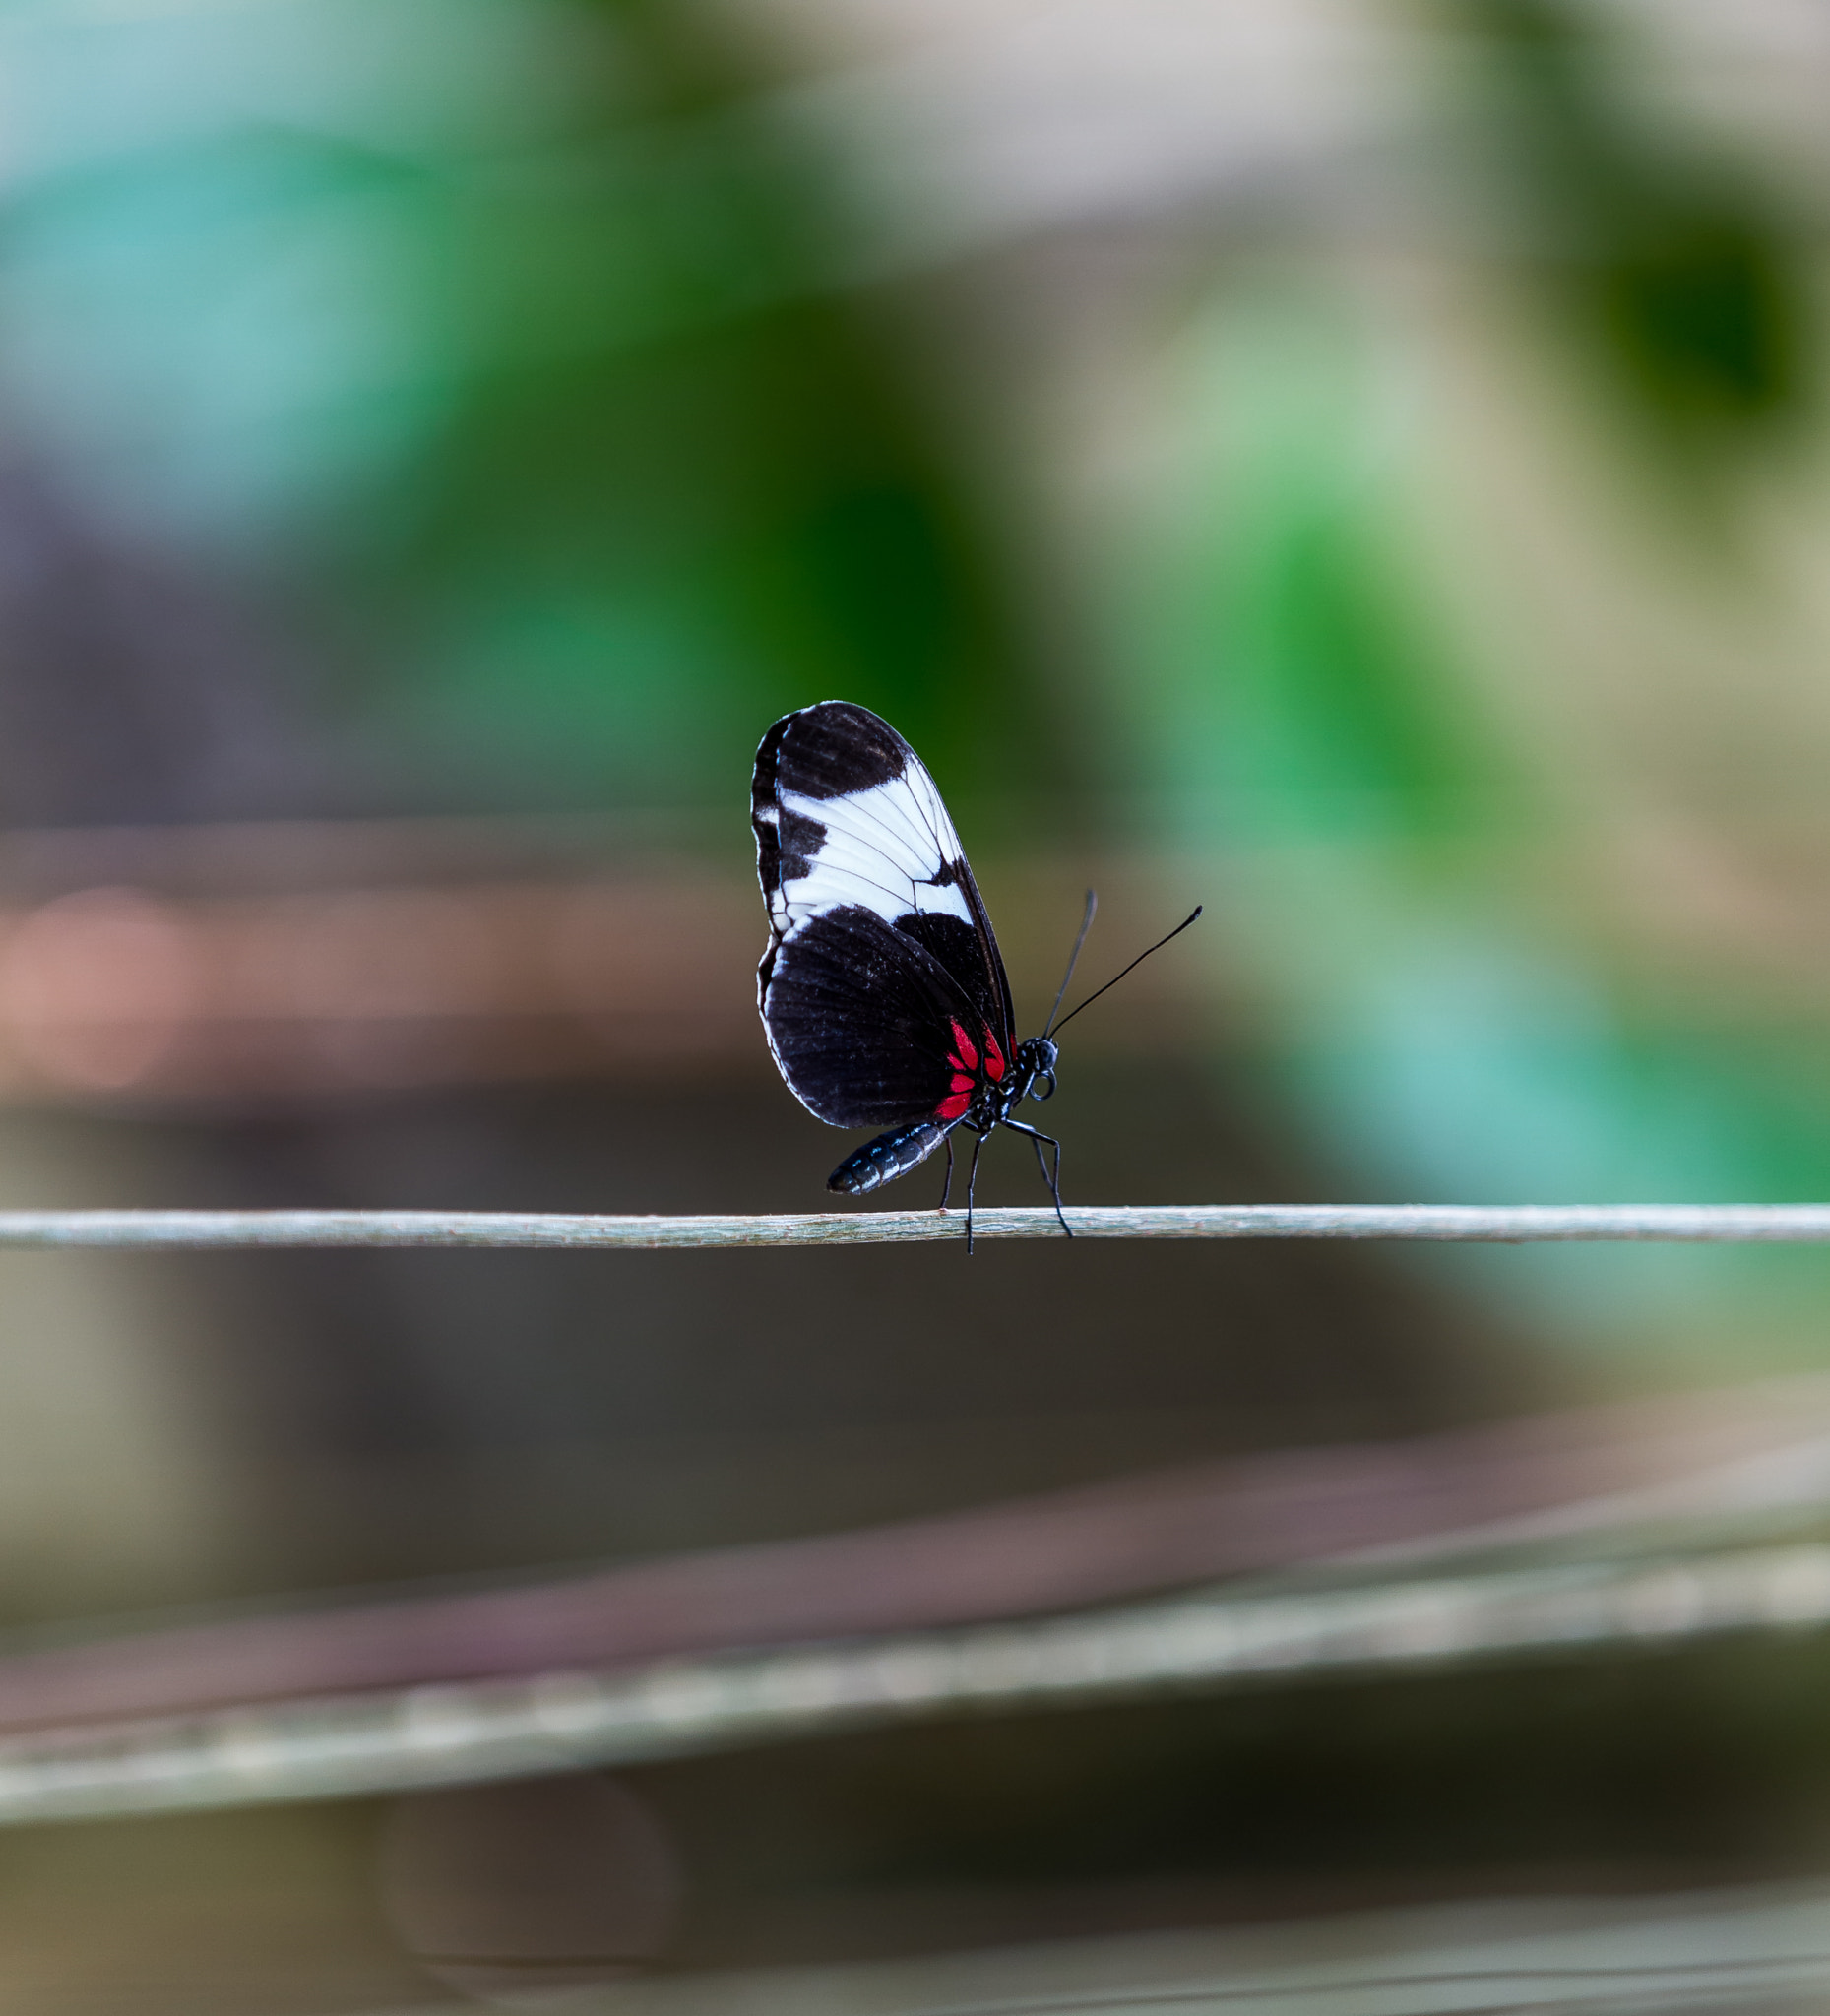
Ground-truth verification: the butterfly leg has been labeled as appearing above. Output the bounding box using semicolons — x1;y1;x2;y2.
938;1131;955;1212
964;1128;989;1254
1002;1119;1070;1238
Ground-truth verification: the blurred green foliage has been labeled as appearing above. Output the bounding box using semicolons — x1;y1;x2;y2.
1468;0;1810;458
333;0;1027;808
0;0;1028;813
1084;1;1830;1375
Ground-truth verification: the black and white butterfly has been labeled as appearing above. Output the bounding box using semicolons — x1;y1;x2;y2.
752;700;1199;1246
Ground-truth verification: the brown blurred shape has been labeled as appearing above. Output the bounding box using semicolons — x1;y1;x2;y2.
0;888;204;1091
0;876;760;1099
0;823;1207;1101
379;1774;682;2002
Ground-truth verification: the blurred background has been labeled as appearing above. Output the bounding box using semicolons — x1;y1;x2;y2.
2;0;1830;2008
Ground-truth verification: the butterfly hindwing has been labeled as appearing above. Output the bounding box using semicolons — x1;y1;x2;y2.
752;701;1014;1051
758;904;979;1128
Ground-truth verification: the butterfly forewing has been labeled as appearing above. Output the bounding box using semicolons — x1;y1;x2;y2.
753;701;1015;1130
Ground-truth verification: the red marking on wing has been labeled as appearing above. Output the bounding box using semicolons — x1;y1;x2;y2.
940;1019;999;1117
936;1079;973;1121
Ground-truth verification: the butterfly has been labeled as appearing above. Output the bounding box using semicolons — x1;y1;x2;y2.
751;700;1199;1247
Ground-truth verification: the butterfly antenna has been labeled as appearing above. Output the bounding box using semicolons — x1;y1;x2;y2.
1041;890;1099;1040
1048;907;1203;1038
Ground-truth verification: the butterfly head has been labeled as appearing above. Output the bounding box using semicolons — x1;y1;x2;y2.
1013;1036;1059;1104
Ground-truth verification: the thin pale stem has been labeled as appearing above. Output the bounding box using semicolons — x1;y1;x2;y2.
0;1205;1825;1248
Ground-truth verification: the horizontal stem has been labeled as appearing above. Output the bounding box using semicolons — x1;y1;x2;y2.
0;1204;1825;1248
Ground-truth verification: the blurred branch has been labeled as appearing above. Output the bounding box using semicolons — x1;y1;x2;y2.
0;1541;1826;1825
0;1379;1826;1823
4;1205;1830;1247
383;1870;1830;2016
2;1377;1823;1740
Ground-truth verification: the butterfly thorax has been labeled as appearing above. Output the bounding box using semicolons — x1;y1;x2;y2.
966;1035;1058;1134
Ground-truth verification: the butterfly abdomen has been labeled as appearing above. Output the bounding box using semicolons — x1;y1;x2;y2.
827;1120;952;1195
